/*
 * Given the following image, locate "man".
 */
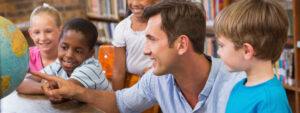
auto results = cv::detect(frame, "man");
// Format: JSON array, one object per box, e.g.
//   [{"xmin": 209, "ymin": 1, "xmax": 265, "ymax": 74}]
[{"xmin": 32, "ymin": 1, "xmax": 244, "ymax": 113}]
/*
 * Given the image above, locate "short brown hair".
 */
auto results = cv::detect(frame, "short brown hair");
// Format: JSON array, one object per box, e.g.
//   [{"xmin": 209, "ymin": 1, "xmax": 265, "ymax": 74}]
[
  {"xmin": 214, "ymin": 0, "xmax": 289, "ymax": 63},
  {"xmin": 143, "ymin": 1, "xmax": 206, "ymax": 54}
]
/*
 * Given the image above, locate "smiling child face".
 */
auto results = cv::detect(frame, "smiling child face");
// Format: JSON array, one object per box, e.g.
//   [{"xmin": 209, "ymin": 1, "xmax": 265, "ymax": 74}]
[{"xmin": 58, "ymin": 30, "xmax": 93, "ymax": 75}]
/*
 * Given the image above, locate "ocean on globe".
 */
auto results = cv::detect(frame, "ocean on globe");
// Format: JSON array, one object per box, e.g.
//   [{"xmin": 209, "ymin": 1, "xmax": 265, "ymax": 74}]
[{"xmin": 0, "ymin": 16, "xmax": 29, "ymax": 98}]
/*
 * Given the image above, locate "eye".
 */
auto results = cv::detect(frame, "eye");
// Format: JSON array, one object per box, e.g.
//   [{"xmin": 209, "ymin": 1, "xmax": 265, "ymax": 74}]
[
  {"xmin": 147, "ymin": 36, "xmax": 155, "ymax": 41},
  {"xmin": 60, "ymin": 44, "xmax": 68, "ymax": 50},
  {"xmin": 45, "ymin": 29, "xmax": 53, "ymax": 33},
  {"xmin": 33, "ymin": 31, "xmax": 40, "ymax": 34},
  {"xmin": 75, "ymin": 49, "xmax": 83, "ymax": 54}
]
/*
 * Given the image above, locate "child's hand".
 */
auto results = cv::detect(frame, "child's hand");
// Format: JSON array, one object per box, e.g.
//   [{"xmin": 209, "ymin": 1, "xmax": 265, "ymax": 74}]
[{"xmin": 30, "ymin": 70, "xmax": 80, "ymax": 100}]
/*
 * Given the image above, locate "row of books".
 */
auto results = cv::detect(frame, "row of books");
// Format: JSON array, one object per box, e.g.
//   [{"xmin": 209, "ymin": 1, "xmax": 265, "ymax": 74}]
[
  {"xmin": 86, "ymin": 0, "xmax": 126, "ymax": 19},
  {"xmin": 191, "ymin": 0, "xmax": 227, "ymax": 22},
  {"xmin": 273, "ymin": 48, "xmax": 294, "ymax": 86},
  {"xmin": 190, "ymin": 0, "xmax": 294, "ymax": 36},
  {"xmin": 277, "ymin": 0, "xmax": 294, "ymax": 37},
  {"xmin": 204, "ymin": 37, "xmax": 219, "ymax": 58},
  {"xmin": 91, "ymin": 21, "xmax": 118, "ymax": 44}
]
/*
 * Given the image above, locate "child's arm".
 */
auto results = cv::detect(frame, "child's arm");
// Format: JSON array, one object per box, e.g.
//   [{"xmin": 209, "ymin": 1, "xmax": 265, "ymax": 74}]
[
  {"xmin": 68, "ymin": 78, "xmax": 84, "ymax": 87},
  {"xmin": 17, "ymin": 63, "xmax": 56, "ymax": 95},
  {"xmin": 16, "ymin": 76, "xmax": 43, "ymax": 94},
  {"xmin": 112, "ymin": 47, "xmax": 126, "ymax": 90}
]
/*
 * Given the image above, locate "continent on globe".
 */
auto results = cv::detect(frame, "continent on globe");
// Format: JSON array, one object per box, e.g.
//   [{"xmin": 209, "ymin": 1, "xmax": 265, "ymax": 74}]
[
  {"xmin": 1, "ymin": 76, "xmax": 11, "ymax": 94},
  {"xmin": 11, "ymin": 29, "xmax": 28, "ymax": 57}
]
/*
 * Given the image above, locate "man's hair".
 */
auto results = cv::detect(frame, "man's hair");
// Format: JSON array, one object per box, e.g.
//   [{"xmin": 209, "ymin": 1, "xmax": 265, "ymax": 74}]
[
  {"xmin": 143, "ymin": 1, "xmax": 206, "ymax": 54},
  {"xmin": 59, "ymin": 18, "xmax": 98, "ymax": 50},
  {"xmin": 30, "ymin": 3, "xmax": 62, "ymax": 28},
  {"xmin": 214, "ymin": 0, "xmax": 289, "ymax": 63}
]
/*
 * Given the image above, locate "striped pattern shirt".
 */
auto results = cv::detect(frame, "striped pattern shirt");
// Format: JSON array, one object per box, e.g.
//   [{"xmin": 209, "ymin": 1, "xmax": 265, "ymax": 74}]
[{"xmin": 41, "ymin": 58, "xmax": 112, "ymax": 90}]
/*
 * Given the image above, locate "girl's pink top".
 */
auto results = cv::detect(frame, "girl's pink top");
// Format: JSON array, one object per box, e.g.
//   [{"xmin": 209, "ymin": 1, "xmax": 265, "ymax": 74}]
[{"xmin": 29, "ymin": 46, "xmax": 43, "ymax": 71}]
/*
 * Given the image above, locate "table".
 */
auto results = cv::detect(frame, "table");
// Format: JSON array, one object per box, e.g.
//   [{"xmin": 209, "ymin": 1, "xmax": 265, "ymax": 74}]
[{"xmin": 1, "ymin": 91, "xmax": 104, "ymax": 113}]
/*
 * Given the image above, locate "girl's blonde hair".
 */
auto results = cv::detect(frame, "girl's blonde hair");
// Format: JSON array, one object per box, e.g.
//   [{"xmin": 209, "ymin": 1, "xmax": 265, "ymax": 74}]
[{"xmin": 30, "ymin": 3, "xmax": 62, "ymax": 28}]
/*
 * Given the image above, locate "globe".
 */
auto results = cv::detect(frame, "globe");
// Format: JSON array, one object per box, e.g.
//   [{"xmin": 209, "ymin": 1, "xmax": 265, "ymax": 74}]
[{"xmin": 0, "ymin": 16, "xmax": 29, "ymax": 98}]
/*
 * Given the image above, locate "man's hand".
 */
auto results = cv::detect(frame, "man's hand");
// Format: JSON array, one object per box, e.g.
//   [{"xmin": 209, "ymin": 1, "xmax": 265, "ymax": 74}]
[
  {"xmin": 30, "ymin": 71, "xmax": 79, "ymax": 100},
  {"xmin": 41, "ymin": 80, "xmax": 64, "ymax": 103}
]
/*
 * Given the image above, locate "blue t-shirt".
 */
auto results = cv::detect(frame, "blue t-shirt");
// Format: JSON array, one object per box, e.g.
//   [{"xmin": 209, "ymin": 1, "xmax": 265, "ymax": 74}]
[
  {"xmin": 116, "ymin": 57, "xmax": 245, "ymax": 113},
  {"xmin": 226, "ymin": 76, "xmax": 292, "ymax": 113}
]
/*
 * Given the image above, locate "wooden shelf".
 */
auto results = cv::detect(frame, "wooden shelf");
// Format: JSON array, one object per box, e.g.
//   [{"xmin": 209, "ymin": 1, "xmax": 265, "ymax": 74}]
[
  {"xmin": 286, "ymin": 37, "xmax": 294, "ymax": 46},
  {"xmin": 86, "ymin": 14, "xmax": 122, "ymax": 23},
  {"xmin": 283, "ymin": 84, "xmax": 300, "ymax": 92},
  {"xmin": 291, "ymin": 0, "xmax": 300, "ymax": 112}
]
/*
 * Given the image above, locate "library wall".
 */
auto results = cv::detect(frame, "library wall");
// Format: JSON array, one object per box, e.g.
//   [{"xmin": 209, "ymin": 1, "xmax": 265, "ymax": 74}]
[
  {"xmin": 0, "ymin": 0, "xmax": 86, "ymax": 25},
  {"xmin": 0, "ymin": 0, "xmax": 87, "ymax": 46}
]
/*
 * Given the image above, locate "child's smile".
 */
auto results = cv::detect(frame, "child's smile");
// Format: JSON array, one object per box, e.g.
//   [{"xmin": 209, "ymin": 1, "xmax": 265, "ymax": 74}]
[{"xmin": 58, "ymin": 30, "xmax": 93, "ymax": 75}]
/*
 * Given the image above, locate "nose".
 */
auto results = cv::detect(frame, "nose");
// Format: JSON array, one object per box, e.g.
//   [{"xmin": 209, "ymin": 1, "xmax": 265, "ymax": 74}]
[
  {"xmin": 143, "ymin": 41, "xmax": 151, "ymax": 56},
  {"xmin": 39, "ymin": 32, "xmax": 47, "ymax": 41},
  {"xmin": 132, "ymin": 0, "xmax": 140, "ymax": 6},
  {"xmin": 65, "ymin": 49, "xmax": 74, "ymax": 58}
]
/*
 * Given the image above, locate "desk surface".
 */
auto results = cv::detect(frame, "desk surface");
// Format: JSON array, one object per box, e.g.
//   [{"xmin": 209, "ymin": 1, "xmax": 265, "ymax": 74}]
[{"xmin": 1, "ymin": 91, "xmax": 104, "ymax": 113}]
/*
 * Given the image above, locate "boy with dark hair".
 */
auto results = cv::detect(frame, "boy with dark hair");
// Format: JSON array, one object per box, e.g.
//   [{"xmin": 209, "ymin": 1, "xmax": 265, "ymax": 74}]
[
  {"xmin": 41, "ymin": 18, "xmax": 112, "ymax": 103},
  {"xmin": 214, "ymin": 0, "xmax": 292, "ymax": 112}
]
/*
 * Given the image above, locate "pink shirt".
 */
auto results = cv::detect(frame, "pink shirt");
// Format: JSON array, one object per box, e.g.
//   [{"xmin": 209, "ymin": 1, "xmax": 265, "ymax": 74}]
[{"xmin": 29, "ymin": 46, "xmax": 43, "ymax": 71}]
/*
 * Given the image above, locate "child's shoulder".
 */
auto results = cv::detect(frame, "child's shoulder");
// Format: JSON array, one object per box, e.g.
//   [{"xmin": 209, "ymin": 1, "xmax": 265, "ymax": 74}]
[
  {"xmin": 116, "ymin": 14, "xmax": 133, "ymax": 29},
  {"xmin": 29, "ymin": 46, "xmax": 40, "ymax": 53},
  {"xmin": 76, "ymin": 57, "xmax": 101, "ymax": 69}
]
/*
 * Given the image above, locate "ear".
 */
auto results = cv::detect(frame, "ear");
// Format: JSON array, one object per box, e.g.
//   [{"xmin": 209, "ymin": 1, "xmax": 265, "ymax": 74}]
[
  {"xmin": 28, "ymin": 28, "xmax": 34, "ymax": 39},
  {"xmin": 88, "ymin": 48, "xmax": 95, "ymax": 58},
  {"xmin": 175, "ymin": 35, "xmax": 189, "ymax": 55},
  {"xmin": 242, "ymin": 43, "xmax": 255, "ymax": 61}
]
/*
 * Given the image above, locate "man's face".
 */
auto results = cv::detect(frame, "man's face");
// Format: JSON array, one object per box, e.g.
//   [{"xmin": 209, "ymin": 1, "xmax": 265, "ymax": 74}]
[{"xmin": 143, "ymin": 14, "xmax": 177, "ymax": 75}]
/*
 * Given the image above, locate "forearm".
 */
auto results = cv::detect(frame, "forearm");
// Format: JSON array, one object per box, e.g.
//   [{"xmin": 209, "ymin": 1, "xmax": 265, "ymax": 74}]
[
  {"xmin": 74, "ymin": 87, "xmax": 120, "ymax": 113},
  {"xmin": 112, "ymin": 72, "xmax": 126, "ymax": 90},
  {"xmin": 112, "ymin": 47, "xmax": 127, "ymax": 91},
  {"xmin": 16, "ymin": 79, "xmax": 43, "ymax": 94}
]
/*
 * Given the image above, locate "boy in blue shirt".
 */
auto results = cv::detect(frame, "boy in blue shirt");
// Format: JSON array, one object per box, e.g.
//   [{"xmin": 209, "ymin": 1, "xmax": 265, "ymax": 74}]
[{"xmin": 214, "ymin": 0, "xmax": 292, "ymax": 112}]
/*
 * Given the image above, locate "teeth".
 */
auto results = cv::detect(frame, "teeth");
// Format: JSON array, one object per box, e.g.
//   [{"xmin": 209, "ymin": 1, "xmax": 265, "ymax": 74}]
[
  {"xmin": 38, "ymin": 42, "xmax": 50, "ymax": 45},
  {"xmin": 64, "ymin": 61, "xmax": 73, "ymax": 67},
  {"xmin": 132, "ymin": 8, "xmax": 142, "ymax": 13}
]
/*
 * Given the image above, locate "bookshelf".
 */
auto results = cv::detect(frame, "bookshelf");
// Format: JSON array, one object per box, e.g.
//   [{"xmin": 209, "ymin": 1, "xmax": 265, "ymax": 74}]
[
  {"xmin": 199, "ymin": 0, "xmax": 300, "ymax": 112},
  {"xmin": 276, "ymin": 0, "xmax": 300, "ymax": 112},
  {"xmin": 85, "ymin": 0, "xmax": 126, "ymax": 45},
  {"xmin": 193, "ymin": 0, "xmax": 233, "ymax": 57},
  {"xmin": 291, "ymin": 0, "xmax": 300, "ymax": 112}
]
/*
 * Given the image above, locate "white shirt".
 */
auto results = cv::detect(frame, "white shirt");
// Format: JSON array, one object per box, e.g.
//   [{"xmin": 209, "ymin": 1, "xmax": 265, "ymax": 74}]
[{"xmin": 112, "ymin": 15, "xmax": 152, "ymax": 76}]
